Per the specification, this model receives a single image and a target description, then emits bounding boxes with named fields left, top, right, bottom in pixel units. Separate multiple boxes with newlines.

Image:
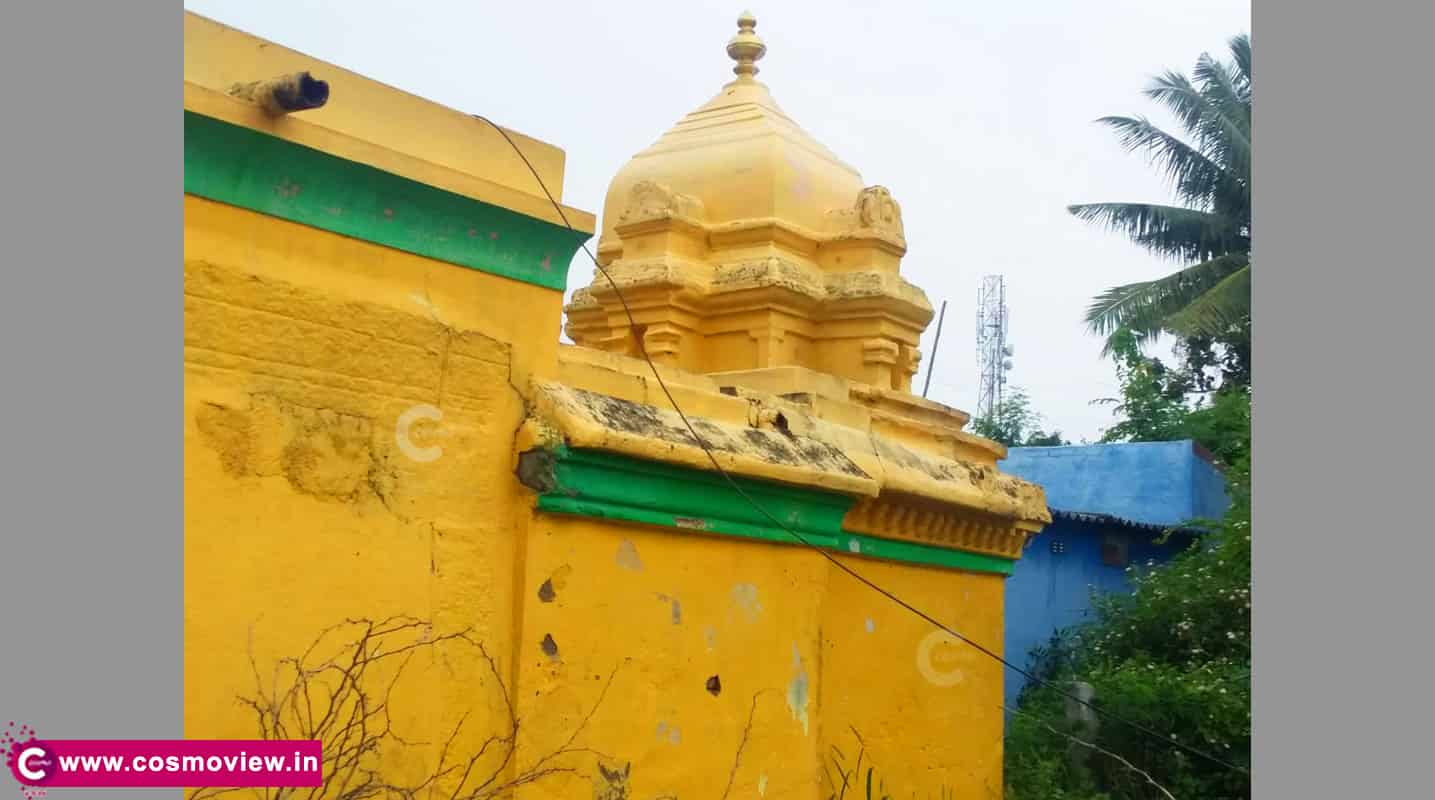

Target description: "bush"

left=1005, top=458, right=1251, bottom=800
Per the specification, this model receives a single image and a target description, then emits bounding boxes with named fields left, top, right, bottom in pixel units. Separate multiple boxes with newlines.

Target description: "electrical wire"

left=472, top=113, right=1249, bottom=776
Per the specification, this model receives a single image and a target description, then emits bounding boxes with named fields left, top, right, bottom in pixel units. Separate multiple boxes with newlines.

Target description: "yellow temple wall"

left=508, top=512, right=1008, bottom=798
left=183, top=193, right=559, bottom=789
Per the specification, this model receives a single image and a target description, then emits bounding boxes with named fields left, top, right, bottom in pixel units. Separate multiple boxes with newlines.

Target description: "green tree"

left=970, top=387, right=1069, bottom=448
left=1093, top=331, right=1193, bottom=445
left=1095, top=330, right=1251, bottom=470
left=1071, top=34, right=1251, bottom=387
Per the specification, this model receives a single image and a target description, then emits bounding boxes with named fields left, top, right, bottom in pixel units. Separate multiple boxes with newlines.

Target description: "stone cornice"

left=519, top=348, right=1052, bottom=539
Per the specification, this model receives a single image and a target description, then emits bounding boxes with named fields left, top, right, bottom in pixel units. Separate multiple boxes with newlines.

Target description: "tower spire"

left=726, top=11, right=766, bottom=80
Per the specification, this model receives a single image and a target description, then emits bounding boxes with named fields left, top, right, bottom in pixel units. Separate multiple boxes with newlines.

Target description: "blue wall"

left=1002, top=440, right=1228, bottom=527
left=998, top=441, right=1229, bottom=709
left=1001, top=518, right=1188, bottom=709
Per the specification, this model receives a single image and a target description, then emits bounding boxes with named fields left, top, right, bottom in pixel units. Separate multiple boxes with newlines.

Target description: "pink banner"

left=6, top=739, right=322, bottom=789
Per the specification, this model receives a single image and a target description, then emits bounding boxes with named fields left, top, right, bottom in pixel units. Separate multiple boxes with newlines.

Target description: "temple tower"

left=567, top=12, right=931, bottom=393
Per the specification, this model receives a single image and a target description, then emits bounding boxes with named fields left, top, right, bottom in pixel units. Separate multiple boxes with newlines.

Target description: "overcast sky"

left=184, top=0, right=1250, bottom=443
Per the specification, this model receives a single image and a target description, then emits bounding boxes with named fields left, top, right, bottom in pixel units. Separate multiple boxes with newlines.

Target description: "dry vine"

left=1002, top=705, right=1177, bottom=800
left=189, top=616, right=620, bottom=800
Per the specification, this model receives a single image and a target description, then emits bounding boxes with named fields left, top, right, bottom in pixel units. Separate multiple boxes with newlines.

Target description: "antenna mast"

left=975, top=275, right=1012, bottom=419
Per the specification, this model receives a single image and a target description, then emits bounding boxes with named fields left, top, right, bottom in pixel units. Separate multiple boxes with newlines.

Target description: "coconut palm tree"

left=1071, top=34, right=1251, bottom=372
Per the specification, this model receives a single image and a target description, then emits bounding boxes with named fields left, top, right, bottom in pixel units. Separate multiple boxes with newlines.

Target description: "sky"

left=183, top=0, right=1250, bottom=443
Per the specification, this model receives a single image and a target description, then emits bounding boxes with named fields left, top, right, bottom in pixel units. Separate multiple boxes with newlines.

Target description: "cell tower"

left=975, top=275, right=1013, bottom=419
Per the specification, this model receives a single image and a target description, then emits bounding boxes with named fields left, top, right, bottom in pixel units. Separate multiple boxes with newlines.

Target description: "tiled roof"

left=1049, top=508, right=1206, bottom=535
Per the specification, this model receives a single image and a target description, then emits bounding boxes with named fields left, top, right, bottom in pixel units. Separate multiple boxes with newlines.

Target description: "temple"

left=183, top=10, right=1050, bottom=798
left=568, top=12, right=927, bottom=393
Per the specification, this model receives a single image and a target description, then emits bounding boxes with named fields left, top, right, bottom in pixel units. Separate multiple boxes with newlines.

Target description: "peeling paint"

left=731, top=583, right=763, bottom=622
left=539, top=564, right=573, bottom=602
left=865, top=618, right=875, bottom=634
left=615, top=539, right=644, bottom=571
left=514, top=448, right=560, bottom=493
left=787, top=643, right=810, bottom=736
left=656, top=593, right=682, bottom=625
left=655, top=721, right=681, bottom=745
left=408, top=292, right=440, bottom=316
left=195, top=394, right=380, bottom=502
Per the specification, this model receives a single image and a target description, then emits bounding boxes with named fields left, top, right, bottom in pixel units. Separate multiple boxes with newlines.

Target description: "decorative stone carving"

left=857, top=186, right=903, bottom=234
left=587, top=328, right=639, bottom=357
left=860, top=338, right=900, bottom=388
left=898, top=345, right=922, bottom=389
left=844, top=498, right=1036, bottom=559
left=618, top=180, right=706, bottom=224
left=827, top=185, right=905, bottom=240
left=641, top=322, right=686, bottom=365
left=861, top=338, right=899, bottom=366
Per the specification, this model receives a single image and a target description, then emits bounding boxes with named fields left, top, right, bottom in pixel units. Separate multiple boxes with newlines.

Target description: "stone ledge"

left=521, top=350, right=1052, bottom=535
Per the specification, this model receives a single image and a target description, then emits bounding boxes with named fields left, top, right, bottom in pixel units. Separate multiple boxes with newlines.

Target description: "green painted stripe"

left=536, top=495, right=844, bottom=549
left=546, top=447, right=853, bottom=537
left=535, top=447, right=1015, bottom=575
left=183, top=110, right=589, bottom=291
left=834, top=531, right=1016, bottom=576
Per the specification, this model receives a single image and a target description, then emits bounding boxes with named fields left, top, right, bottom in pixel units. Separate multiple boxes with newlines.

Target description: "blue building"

left=999, top=441, right=1229, bottom=708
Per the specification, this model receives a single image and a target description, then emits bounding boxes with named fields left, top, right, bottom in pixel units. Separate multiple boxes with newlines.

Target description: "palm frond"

left=1085, top=254, right=1249, bottom=342
left=1144, top=63, right=1250, bottom=179
left=1068, top=202, right=1246, bottom=262
left=1096, top=115, right=1245, bottom=215
left=1144, top=71, right=1208, bottom=135
left=1094, top=115, right=1244, bottom=212
left=1192, top=53, right=1252, bottom=170
left=1162, top=264, right=1251, bottom=338
left=1197, top=53, right=1251, bottom=129
left=1228, top=34, right=1252, bottom=98
left=1079, top=33, right=1253, bottom=371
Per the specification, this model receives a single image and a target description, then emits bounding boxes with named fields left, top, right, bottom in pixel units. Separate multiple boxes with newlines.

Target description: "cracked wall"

left=183, top=193, right=554, bottom=790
